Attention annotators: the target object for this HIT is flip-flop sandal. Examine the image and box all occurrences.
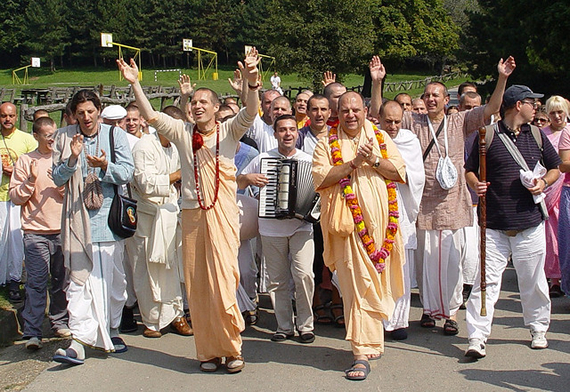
[53,348,84,366]
[443,319,459,336]
[111,336,128,353]
[345,359,370,381]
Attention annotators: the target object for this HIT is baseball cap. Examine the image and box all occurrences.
[101,105,127,120]
[503,85,543,107]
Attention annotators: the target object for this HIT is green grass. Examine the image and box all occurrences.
[0,66,468,99]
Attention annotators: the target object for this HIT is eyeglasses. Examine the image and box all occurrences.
[37,133,55,140]
[534,118,549,123]
[521,100,539,109]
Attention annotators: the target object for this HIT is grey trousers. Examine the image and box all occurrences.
[21,233,68,338]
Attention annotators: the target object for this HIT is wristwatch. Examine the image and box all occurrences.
[372,156,381,168]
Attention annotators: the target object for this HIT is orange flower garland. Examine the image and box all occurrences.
[329,124,399,273]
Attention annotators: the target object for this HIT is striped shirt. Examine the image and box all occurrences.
[465,121,561,230]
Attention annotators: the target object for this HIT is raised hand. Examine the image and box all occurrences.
[240,47,260,86]
[498,56,516,78]
[228,68,243,94]
[117,58,139,84]
[322,71,336,87]
[29,159,39,181]
[369,56,386,83]
[178,74,196,96]
[70,133,84,158]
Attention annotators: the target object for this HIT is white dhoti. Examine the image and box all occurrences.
[384,249,412,331]
[0,201,24,284]
[127,199,184,331]
[416,229,464,319]
[67,242,127,351]
[461,206,480,286]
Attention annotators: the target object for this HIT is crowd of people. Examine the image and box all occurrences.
[1,49,569,381]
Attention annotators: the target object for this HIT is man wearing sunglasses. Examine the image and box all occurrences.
[464,85,561,358]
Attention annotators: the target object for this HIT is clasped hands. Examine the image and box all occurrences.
[352,138,377,168]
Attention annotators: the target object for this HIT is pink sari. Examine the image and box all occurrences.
[542,126,564,279]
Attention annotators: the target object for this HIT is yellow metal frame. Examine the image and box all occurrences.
[190,47,218,81]
[257,54,276,82]
[114,43,142,81]
[12,65,31,85]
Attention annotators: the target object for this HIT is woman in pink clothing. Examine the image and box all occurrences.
[546,96,570,297]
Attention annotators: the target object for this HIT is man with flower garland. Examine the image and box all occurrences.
[369,57,516,335]
[118,48,261,374]
[312,91,406,381]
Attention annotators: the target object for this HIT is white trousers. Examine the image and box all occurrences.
[261,231,315,333]
[416,229,464,319]
[238,239,258,300]
[67,242,127,351]
[461,206,480,286]
[466,223,550,341]
[384,248,412,331]
[122,244,138,308]
[0,201,24,284]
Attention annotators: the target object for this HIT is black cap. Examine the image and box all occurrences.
[503,85,544,107]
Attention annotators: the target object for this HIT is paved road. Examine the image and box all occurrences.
[1,266,569,392]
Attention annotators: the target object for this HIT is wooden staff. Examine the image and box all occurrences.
[478,127,487,316]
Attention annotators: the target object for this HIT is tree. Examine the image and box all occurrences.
[374,0,459,72]
[463,0,570,96]
[262,0,377,89]
[0,0,26,68]
[24,0,70,71]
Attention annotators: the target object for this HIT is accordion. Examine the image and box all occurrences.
[258,158,320,223]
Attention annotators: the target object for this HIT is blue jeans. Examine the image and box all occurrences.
[21,233,68,338]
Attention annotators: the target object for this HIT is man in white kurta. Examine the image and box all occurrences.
[127,132,192,337]
[379,101,425,340]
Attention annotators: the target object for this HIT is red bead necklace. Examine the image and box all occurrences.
[193,123,220,210]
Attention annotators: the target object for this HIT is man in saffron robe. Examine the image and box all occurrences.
[118,49,261,373]
[312,91,406,381]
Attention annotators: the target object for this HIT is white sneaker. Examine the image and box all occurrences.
[465,338,486,358]
[25,337,43,350]
[530,329,548,349]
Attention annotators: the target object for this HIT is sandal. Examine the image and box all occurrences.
[111,336,128,353]
[226,355,245,373]
[330,304,345,328]
[345,359,370,381]
[200,357,222,372]
[299,331,315,344]
[443,319,459,336]
[420,314,436,328]
[53,348,84,366]
[313,305,333,325]
[271,332,294,342]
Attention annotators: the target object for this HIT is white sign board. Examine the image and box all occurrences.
[183,39,193,52]
[101,33,113,48]
[244,45,253,56]
[31,57,41,68]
